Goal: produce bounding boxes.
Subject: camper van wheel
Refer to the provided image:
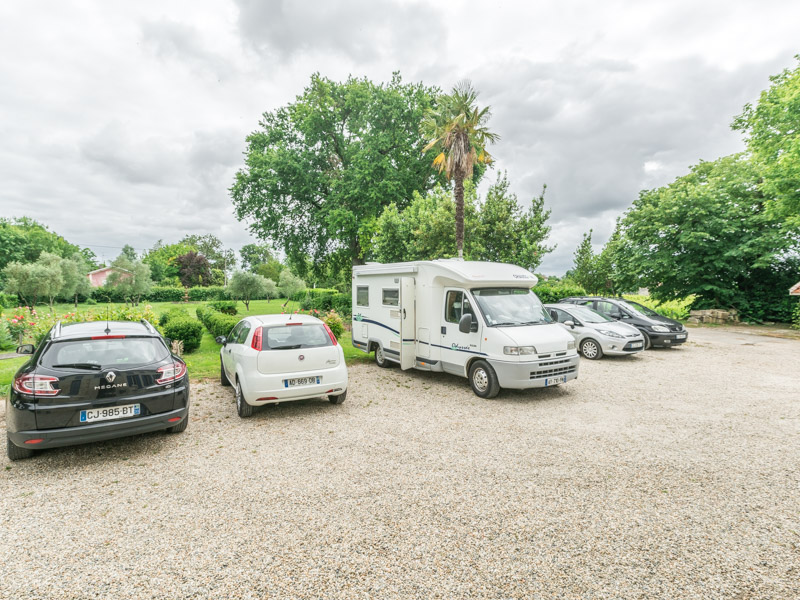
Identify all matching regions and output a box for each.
[374,345,391,368]
[469,360,500,399]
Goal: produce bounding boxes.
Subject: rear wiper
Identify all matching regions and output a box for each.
[271,344,302,350]
[51,363,102,370]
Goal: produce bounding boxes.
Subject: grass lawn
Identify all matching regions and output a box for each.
[0,298,371,393]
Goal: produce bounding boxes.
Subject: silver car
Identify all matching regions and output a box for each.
[545,303,645,359]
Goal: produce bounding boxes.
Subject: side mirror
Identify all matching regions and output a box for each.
[564,320,575,329]
[215,336,227,345]
[16,344,34,355]
[458,313,473,334]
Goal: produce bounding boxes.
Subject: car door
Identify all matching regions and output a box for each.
[439,289,482,375]
[549,308,581,342]
[222,321,245,377]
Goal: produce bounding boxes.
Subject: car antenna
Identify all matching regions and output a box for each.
[104,305,111,335]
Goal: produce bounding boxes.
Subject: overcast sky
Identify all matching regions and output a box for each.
[1,1,798,274]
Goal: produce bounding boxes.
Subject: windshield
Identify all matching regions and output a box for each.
[472,288,552,326]
[41,337,170,369]
[565,306,613,323]
[618,300,660,318]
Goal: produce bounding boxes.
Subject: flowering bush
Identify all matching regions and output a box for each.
[322,309,345,340]
[25,305,159,345]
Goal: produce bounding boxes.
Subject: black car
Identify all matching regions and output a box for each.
[558,297,688,349]
[6,319,189,460]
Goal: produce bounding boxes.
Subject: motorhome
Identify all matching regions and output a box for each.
[351,260,580,398]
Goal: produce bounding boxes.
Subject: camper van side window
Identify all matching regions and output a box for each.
[356,286,369,307]
[445,291,473,323]
[382,289,399,306]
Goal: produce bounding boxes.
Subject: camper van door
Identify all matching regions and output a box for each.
[399,277,416,370]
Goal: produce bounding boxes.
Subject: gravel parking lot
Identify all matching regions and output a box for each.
[1,327,798,599]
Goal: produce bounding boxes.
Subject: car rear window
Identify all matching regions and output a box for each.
[263,325,332,350]
[41,337,170,369]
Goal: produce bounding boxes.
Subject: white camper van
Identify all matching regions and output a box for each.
[351,260,580,398]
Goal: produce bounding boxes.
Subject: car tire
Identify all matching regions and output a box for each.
[166,415,188,433]
[580,338,603,360]
[375,345,391,368]
[235,380,253,418]
[220,359,231,387]
[469,360,500,399]
[7,437,34,461]
[329,390,347,404]
[642,332,652,350]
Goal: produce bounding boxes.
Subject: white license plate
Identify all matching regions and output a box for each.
[630,342,643,348]
[676,333,687,339]
[80,403,140,423]
[545,375,566,387]
[284,376,321,388]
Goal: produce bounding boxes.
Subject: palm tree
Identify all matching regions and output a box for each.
[422,81,499,258]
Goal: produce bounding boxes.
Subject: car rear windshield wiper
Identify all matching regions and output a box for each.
[51,363,102,370]
[270,344,302,350]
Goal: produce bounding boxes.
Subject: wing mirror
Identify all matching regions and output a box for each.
[215,335,227,346]
[564,320,575,329]
[458,313,477,334]
[16,344,34,355]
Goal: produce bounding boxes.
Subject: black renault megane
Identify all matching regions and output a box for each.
[6,319,189,460]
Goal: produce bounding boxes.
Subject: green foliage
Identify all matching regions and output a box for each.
[228,271,272,310]
[180,234,236,276]
[85,297,97,305]
[322,310,345,339]
[208,301,238,315]
[163,317,203,353]
[0,292,17,308]
[240,243,274,272]
[295,289,352,316]
[0,217,85,277]
[733,56,800,232]
[331,293,352,316]
[107,256,153,306]
[196,305,241,339]
[175,251,212,287]
[533,282,587,304]
[188,286,226,301]
[622,295,694,321]
[231,72,440,275]
[28,305,158,345]
[142,241,196,283]
[278,270,306,300]
[254,259,284,282]
[3,258,62,309]
[792,301,800,330]
[0,320,15,351]
[159,308,189,327]
[146,286,185,303]
[618,155,798,321]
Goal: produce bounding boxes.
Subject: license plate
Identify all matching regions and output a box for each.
[676,333,686,339]
[630,342,643,348]
[545,375,566,387]
[80,403,140,423]
[284,376,321,388]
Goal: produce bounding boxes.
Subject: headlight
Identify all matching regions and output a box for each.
[650,325,669,333]
[504,346,537,355]
[567,340,576,350]
[598,329,624,339]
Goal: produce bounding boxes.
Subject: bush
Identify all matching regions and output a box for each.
[330,292,351,316]
[623,295,693,321]
[291,288,338,302]
[147,286,186,302]
[159,308,188,327]
[0,293,18,309]
[0,321,16,351]
[533,282,587,304]
[85,297,97,305]
[188,286,226,301]
[322,310,345,340]
[209,300,238,315]
[792,301,800,330]
[163,317,203,353]
[196,305,240,339]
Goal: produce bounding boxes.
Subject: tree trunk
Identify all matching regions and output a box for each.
[454,176,465,259]
[351,237,365,266]
[74,294,79,308]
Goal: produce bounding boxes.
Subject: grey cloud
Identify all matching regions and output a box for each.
[140,19,234,81]
[234,0,445,64]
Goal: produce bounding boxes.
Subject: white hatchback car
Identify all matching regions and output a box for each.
[545,303,645,359]
[217,314,348,417]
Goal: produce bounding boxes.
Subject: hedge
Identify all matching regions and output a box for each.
[163,317,203,353]
[296,289,351,315]
[0,292,18,309]
[290,288,338,302]
[533,283,587,304]
[159,308,189,327]
[208,300,237,315]
[196,305,241,339]
[188,286,226,301]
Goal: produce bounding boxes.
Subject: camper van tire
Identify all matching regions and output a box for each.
[469,360,500,399]
[329,390,347,404]
[235,380,254,418]
[374,345,392,368]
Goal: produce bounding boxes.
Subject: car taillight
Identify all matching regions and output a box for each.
[156,361,187,384]
[12,374,60,396]
[251,327,263,351]
[323,323,338,346]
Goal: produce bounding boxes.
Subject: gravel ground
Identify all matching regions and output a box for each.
[1,327,798,599]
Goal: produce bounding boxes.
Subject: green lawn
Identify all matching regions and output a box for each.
[0,298,371,392]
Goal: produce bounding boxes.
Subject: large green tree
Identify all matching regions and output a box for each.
[239,243,274,272]
[421,80,499,258]
[180,234,236,283]
[0,217,85,277]
[231,73,440,275]
[142,241,196,284]
[733,56,800,231]
[227,271,273,310]
[107,256,153,306]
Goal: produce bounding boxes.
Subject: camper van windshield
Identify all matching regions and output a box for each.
[472,288,552,327]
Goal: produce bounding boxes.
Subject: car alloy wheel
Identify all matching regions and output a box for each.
[581,339,602,360]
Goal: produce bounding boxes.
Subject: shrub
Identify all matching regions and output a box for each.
[623,295,693,321]
[0,321,16,351]
[188,286,226,301]
[163,317,203,353]
[792,302,800,330]
[209,300,238,315]
[85,297,97,305]
[159,308,188,327]
[533,283,587,304]
[322,310,345,340]
[331,292,351,316]
[0,293,18,309]
[147,286,186,303]
[196,305,240,339]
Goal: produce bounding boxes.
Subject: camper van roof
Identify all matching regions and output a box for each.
[355,259,538,286]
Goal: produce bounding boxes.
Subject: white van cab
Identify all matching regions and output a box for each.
[351,260,579,398]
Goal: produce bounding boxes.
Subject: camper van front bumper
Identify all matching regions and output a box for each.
[489,353,580,389]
